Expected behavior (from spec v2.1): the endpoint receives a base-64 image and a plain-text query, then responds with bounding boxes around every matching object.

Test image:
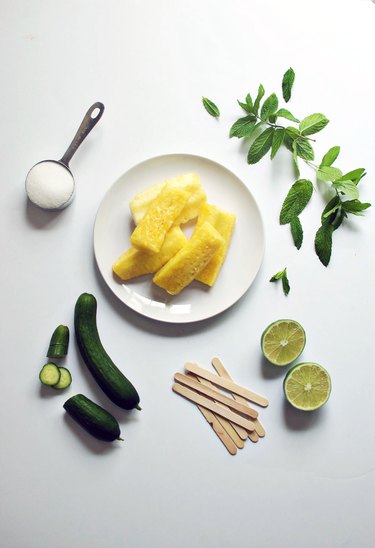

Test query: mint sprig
[270,268,290,296]
[209,68,371,266]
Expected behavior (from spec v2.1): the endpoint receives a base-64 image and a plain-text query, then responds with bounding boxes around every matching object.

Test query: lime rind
[261,319,306,366]
[283,362,331,411]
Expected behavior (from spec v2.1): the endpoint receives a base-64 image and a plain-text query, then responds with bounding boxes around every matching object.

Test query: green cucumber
[74,293,141,410]
[53,367,72,390]
[63,394,122,442]
[47,325,70,358]
[39,362,61,386]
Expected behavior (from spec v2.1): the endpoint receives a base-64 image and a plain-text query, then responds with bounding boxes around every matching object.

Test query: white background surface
[1,1,374,547]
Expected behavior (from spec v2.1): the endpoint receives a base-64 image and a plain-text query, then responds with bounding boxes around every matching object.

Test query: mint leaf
[229,115,257,138]
[282,68,295,103]
[316,165,343,182]
[280,179,313,224]
[269,267,290,295]
[331,208,346,230]
[285,126,300,140]
[245,93,253,108]
[333,180,359,200]
[336,168,366,185]
[237,93,253,113]
[321,196,340,221]
[315,223,333,266]
[342,199,371,216]
[286,127,301,168]
[274,108,300,123]
[321,146,340,167]
[315,196,348,265]
[202,97,220,117]
[294,138,314,161]
[253,84,265,115]
[237,101,251,113]
[260,93,278,121]
[269,269,285,281]
[271,128,285,159]
[292,141,299,173]
[290,217,303,249]
[321,194,347,230]
[322,202,341,219]
[321,196,344,229]
[299,113,329,136]
[283,133,294,152]
[282,272,291,296]
[247,127,275,164]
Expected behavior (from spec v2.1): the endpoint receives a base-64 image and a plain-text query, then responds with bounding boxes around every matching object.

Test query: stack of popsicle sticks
[172,357,268,455]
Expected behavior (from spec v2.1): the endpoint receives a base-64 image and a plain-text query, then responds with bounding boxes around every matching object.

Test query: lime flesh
[284,362,331,411]
[261,319,305,366]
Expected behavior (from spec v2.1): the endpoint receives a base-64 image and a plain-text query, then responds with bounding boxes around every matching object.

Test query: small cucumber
[74,293,141,410]
[39,362,61,386]
[63,394,122,442]
[47,325,70,358]
[53,367,72,390]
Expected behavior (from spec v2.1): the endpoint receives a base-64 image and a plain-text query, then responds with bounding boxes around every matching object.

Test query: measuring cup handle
[60,102,105,167]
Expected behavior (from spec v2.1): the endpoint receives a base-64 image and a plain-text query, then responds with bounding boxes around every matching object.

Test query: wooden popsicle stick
[211,357,251,440]
[172,383,256,431]
[226,420,249,441]
[185,362,269,408]
[195,375,245,448]
[212,413,245,448]
[253,418,266,438]
[248,431,260,443]
[175,373,258,419]
[197,405,238,455]
[212,357,266,440]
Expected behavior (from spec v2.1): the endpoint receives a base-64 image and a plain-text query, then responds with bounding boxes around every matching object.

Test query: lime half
[261,319,306,366]
[283,362,331,411]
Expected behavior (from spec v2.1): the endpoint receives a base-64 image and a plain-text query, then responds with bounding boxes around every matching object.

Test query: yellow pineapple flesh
[112,226,187,281]
[194,203,236,286]
[129,181,165,225]
[130,183,190,254]
[173,179,206,225]
[153,221,225,295]
[129,173,206,226]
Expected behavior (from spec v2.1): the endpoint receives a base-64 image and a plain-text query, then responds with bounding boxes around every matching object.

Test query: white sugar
[26,161,75,209]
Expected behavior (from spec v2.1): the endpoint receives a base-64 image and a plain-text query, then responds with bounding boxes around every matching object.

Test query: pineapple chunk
[153,221,225,295]
[130,183,190,254]
[194,204,236,286]
[173,183,206,225]
[129,173,206,226]
[112,226,187,281]
[130,182,165,225]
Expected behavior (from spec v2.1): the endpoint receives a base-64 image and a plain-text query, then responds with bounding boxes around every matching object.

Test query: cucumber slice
[47,325,70,358]
[39,363,61,386]
[53,367,72,390]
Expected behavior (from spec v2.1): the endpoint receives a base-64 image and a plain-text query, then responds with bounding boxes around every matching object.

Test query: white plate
[94,153,265,323]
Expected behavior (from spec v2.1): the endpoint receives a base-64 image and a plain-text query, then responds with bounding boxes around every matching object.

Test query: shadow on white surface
[282,399,327,431]
[62,412,122,454]
[260,355,287,379]
[24,195,68,229]
[39,383,68,399]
